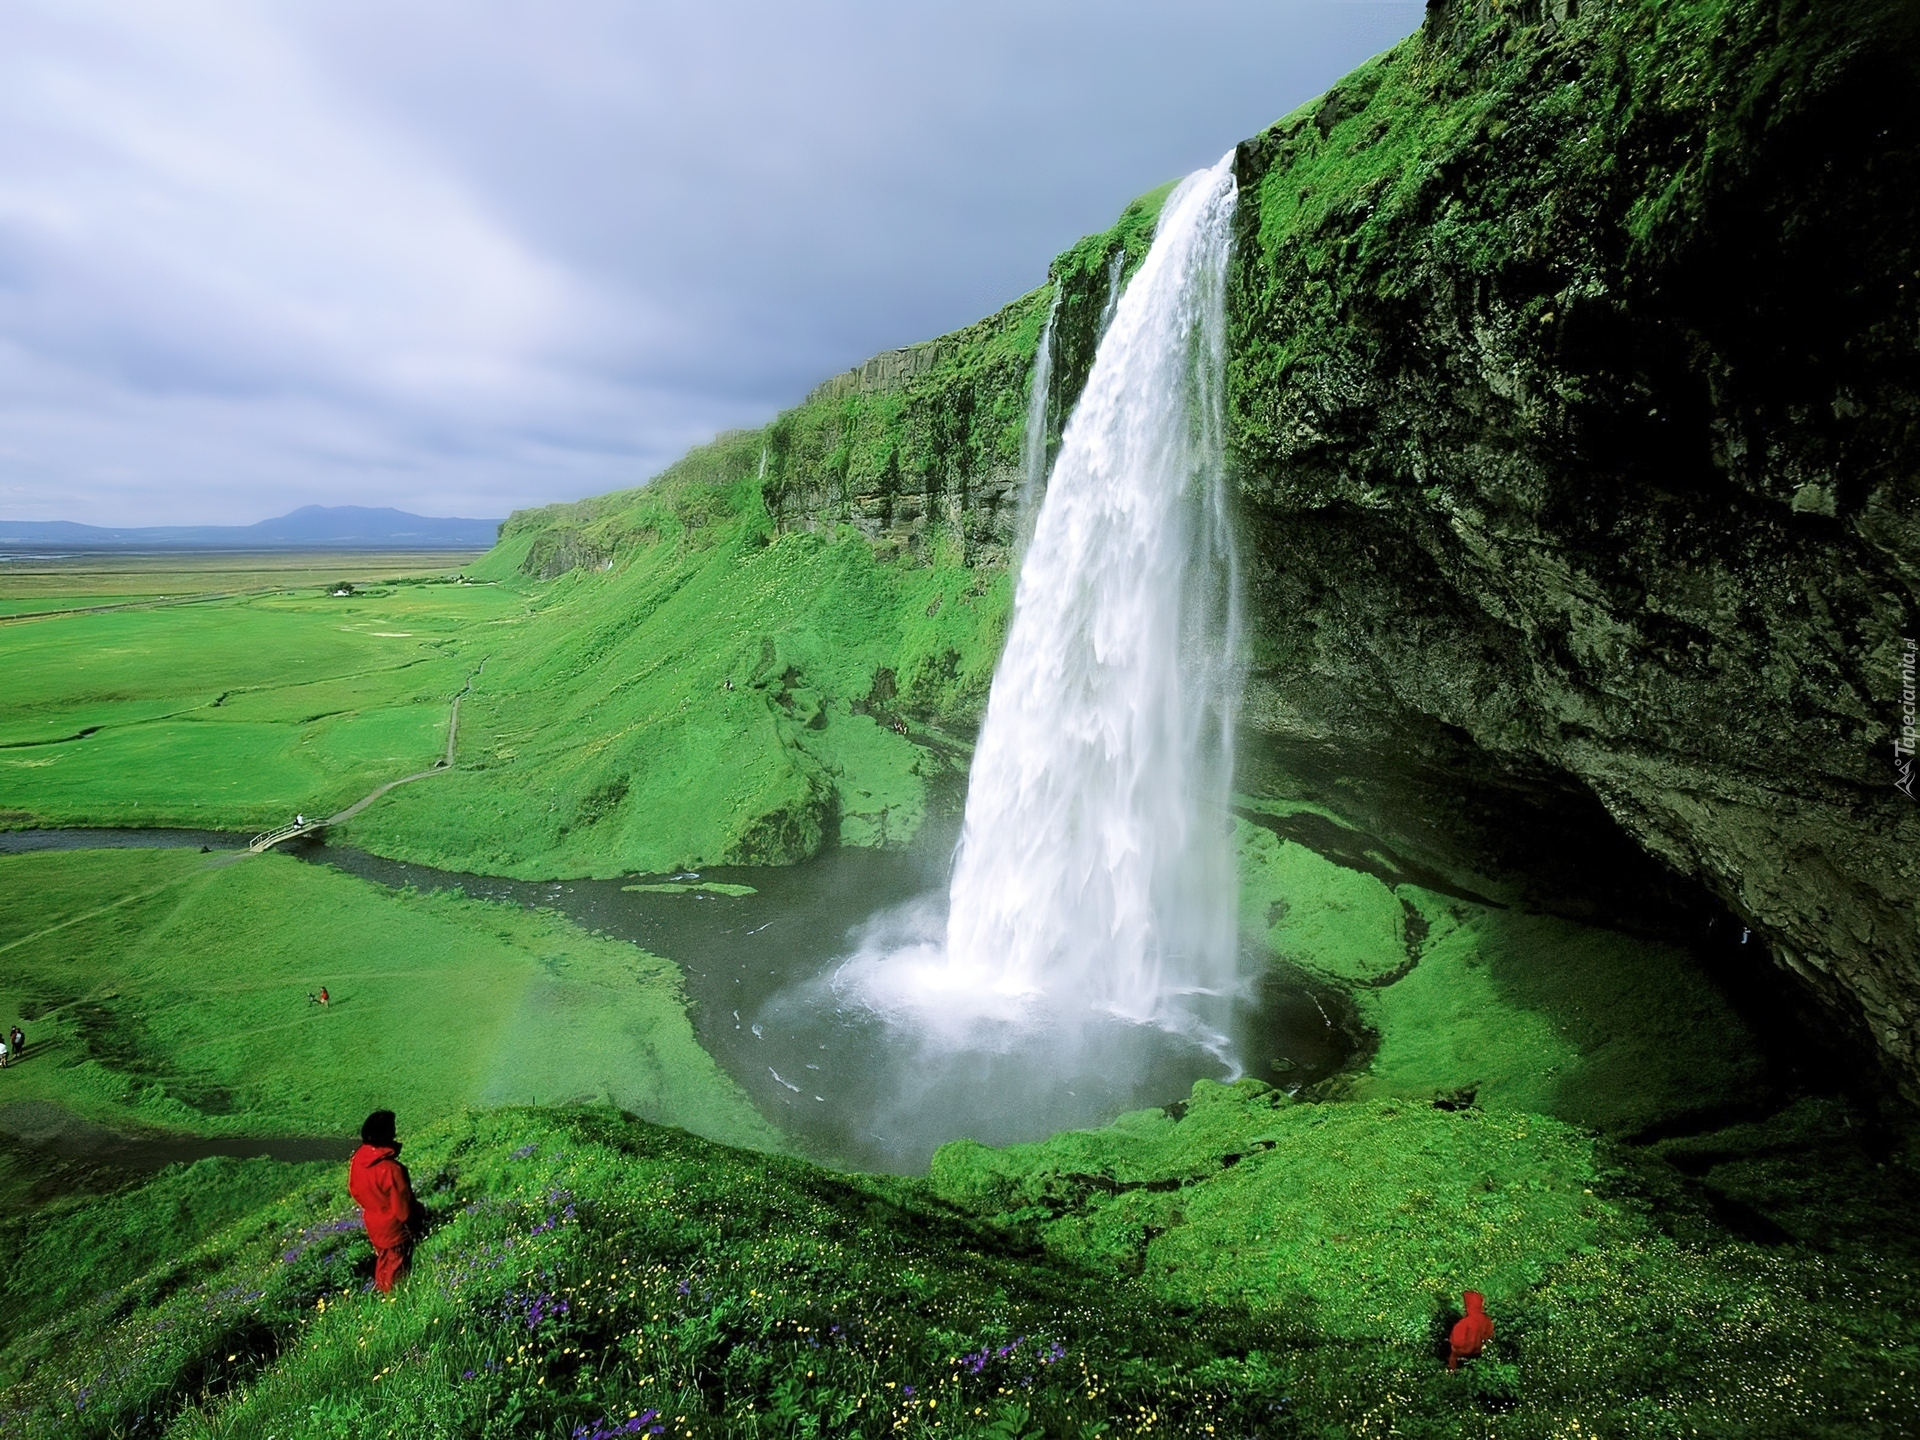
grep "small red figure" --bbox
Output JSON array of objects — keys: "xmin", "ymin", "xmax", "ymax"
[
  {"xmin": 318, "ymin": 987, "xmax": 329, "ymax": 1007},
  {"xmin": 1449, "ymin": 1290, "xmax": 1494, "ymax": 1370},
  {"xmin": 348, "ymin": 1110, "xmax": 420, "ymax": 1293}
]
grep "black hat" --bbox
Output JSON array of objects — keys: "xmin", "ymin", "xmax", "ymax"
[{"xmin": 360, "ymin": 1109, "xmax": 397, "ymax": 1147}]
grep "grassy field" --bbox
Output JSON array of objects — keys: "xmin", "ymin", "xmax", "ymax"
[
  {"xmin": 1, "ymin": 478, "xmax": 1002, "ymax": 875},
  {"xmin": 0, "ymin": 550, "xmax": 486, "ymax": 611},
  {"xmin": 0, "ymin": 847, "xmax": 777, "ymax": 1153},
  {"xmin": 0, "ymin": 572, "xmax": 519, "ymax": 831}
]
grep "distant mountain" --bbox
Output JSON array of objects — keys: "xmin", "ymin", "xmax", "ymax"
[{"xmin": 0, "ymin": 505, "xmax": 501, "ymax": 550}]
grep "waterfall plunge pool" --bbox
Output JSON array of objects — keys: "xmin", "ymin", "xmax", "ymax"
[
  {"xmin": 291, "ymin": 807, "xmax": 1352, "ymax": 1173},
  {"xmin": 1, "ymin": 823, "xmax": 1352, "ymax": 1172}
]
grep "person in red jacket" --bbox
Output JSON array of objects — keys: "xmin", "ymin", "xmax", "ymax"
[
  {"xmin": 1448, "ymin": 1290, "xmax": 1494, "ymax": 1370},
  {"xmin": 348, "ymin": 1109, "xmax": 420, "ymax": 1293}
]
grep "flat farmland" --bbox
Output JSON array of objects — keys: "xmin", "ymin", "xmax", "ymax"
[
  {"xmin": 0, "ymin": 549, "xmax": 486, "ymax": 614},
  {"xmin": 0, "ymin": 558, "xmax": 523, "ymax": 831}
]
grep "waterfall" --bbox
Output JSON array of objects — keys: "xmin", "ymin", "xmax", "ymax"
[
  {"xmin": 757, "ymin": 444, "xmax": 768, "ymax": 482},
  {"xmin": 1098, "ymin": 247, "xmax": 1126, "ymax": 338},
  {"xmin": 1019, "ymin": 287, "xmax": 1061, "ymax": 520},
  {"xmin": 847, "ymin": 152, "xmax": 1243, "ymax": 1047}
]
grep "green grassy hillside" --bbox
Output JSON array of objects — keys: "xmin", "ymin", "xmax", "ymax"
[
  {"xmin": 0, "ymin": 1094, "xmax": 1913, "ymax": 1438},
  {"xmin": 0, "ymin": 848, "xmax": 775, "ymax": 1153},
  {"xmin": 346, "ymin": 442, "xmax": 1011, "ymax": 878}
]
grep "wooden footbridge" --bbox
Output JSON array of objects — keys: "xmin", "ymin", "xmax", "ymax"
[{"xmin": 247, "ymin": 660, "xmax": 482, "ymax": 854}]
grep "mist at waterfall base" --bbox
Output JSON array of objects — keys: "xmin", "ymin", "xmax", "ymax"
[{"xmin": 772, "ymin": 154, "xmax": 1258, "ymax": 1165}]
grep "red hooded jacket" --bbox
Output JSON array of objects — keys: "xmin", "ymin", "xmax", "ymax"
[
  {"xmin": 1449, "ymin": 1291, "xmax": 1494, "ymax": 1369},
  {"xmin": 348, "ymin": 1143, "xmax": 417, "ymax": 1250}
]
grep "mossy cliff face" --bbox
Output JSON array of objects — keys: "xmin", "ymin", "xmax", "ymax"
[
  {"xmin": 484, "ymin": 0, "xmax": 1918, "ymax": 1091},
  {"xmin": 756, "ymin": 186, "xmax": 1169, "ymax": 564},
  {"xmin": 1223, "ymin": 0, "xmax": 1920, "ymax": 1095}
]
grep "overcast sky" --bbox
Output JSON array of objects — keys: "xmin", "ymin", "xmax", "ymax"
[{"xmin": 0, "ymin": 1, "xmax": 1421, "ymax": 526}]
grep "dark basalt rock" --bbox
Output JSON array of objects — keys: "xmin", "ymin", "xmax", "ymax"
[{"xmin": 1227, "ymin": 0, "xmax": 1920, "ymax": 1097}]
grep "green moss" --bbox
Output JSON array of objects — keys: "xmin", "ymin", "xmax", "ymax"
[
  {"xmin": 1238, "ymin": 817, "xmax": 1415, "ymax": 986},
  {"xmin": 1228, "ymin": 0, "xmax": 1920, "ymax": 483},
  {"xmin": 1238, "ymin": 813, "xmax": 1769, "ymax": 1136}
]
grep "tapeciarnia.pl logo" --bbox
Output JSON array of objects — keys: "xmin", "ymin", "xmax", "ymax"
[{"xmin": 1897, "ymin": 637, "xmax": 1917, "ymax": 799}]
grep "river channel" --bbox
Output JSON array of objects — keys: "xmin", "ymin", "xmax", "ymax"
[{"xmin": 2, "ymin": 822, "xmax": 1353, "ymax": 1172}]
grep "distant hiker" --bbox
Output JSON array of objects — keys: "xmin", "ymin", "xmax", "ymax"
[
  {"xmin": 8, "ymin": 1027, "xmax": 22, "ymax": 1061},
  {"xmin": 296, "ymin": 813, "xmax": 306, "ymax": 827},
  {"xmin": 348, "ymin": 1110, "xmax": 420, "ymax": 1294},
  {"xmin": 1448, "ymin": 1291, "xmax": 1494, "ymax": 1370},
  {"xmin": 308, "ymin": 988, "xmax": 329, "ymax": 1007},
  {"xmin": 0, "ymin": 1038, "xmax": 10, "ymax": 1069}
]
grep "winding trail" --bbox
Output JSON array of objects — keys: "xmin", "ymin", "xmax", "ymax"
[{"xmin": 248, "ymin": 657, "xmax": 486, "ymax": 852}]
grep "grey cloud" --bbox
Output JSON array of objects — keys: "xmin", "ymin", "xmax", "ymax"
[{"xmin": 1, "ymin": 0, "xmax": 1421, "ymax": 525}]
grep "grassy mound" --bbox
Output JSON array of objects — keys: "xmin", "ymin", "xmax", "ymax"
[
  {"xmin": 1236, "ymin": 809, "xmax": 1770, "ymax": 1136},
  {"xmin": 0, "ymin": 1093, "xmax": 1913, "ymax": 1438},
  {"xmin": 0, "ymin": 848, "xmax": 775, "ymax": 1153}
]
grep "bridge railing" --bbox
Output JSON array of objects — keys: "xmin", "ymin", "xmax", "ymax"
[{"xmin": 249, "ymin": 822, "xmax": 311, "ymax": 853}]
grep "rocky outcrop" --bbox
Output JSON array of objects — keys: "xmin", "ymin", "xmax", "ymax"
[
  {"xmin": 759, "ymin": 189, "xmax": 1168, "ymax": 568},
  {"xmin": 1226, "ymin": 0, "xmax": 1920, "ymax": 1095}
]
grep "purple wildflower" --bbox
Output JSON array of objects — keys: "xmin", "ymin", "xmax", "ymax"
[
  {"xmin": 501, "ymin": 1289, "xmax": 572, "ymax": 1331},
  {"xmin": 572, "ymin": 1410, "xmax": 662, "ymax": 1440}
]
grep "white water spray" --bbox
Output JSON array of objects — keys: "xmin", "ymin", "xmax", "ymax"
[
  {"xmin": 1019, "ymin": 287, "xmax": 1062, "ymax": 525},
  {"xmin": 1098, "ymin": 247, "xmax": 1126, "ymax": 338},
  {"xmin": 846, "ymin": 152, "xmax": 1244, "ymax": 1052}
]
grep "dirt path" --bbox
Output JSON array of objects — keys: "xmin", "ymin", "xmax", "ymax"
[{"xmin": 249, "ymin": 658, "xmax": 485, "ymax": 851}]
